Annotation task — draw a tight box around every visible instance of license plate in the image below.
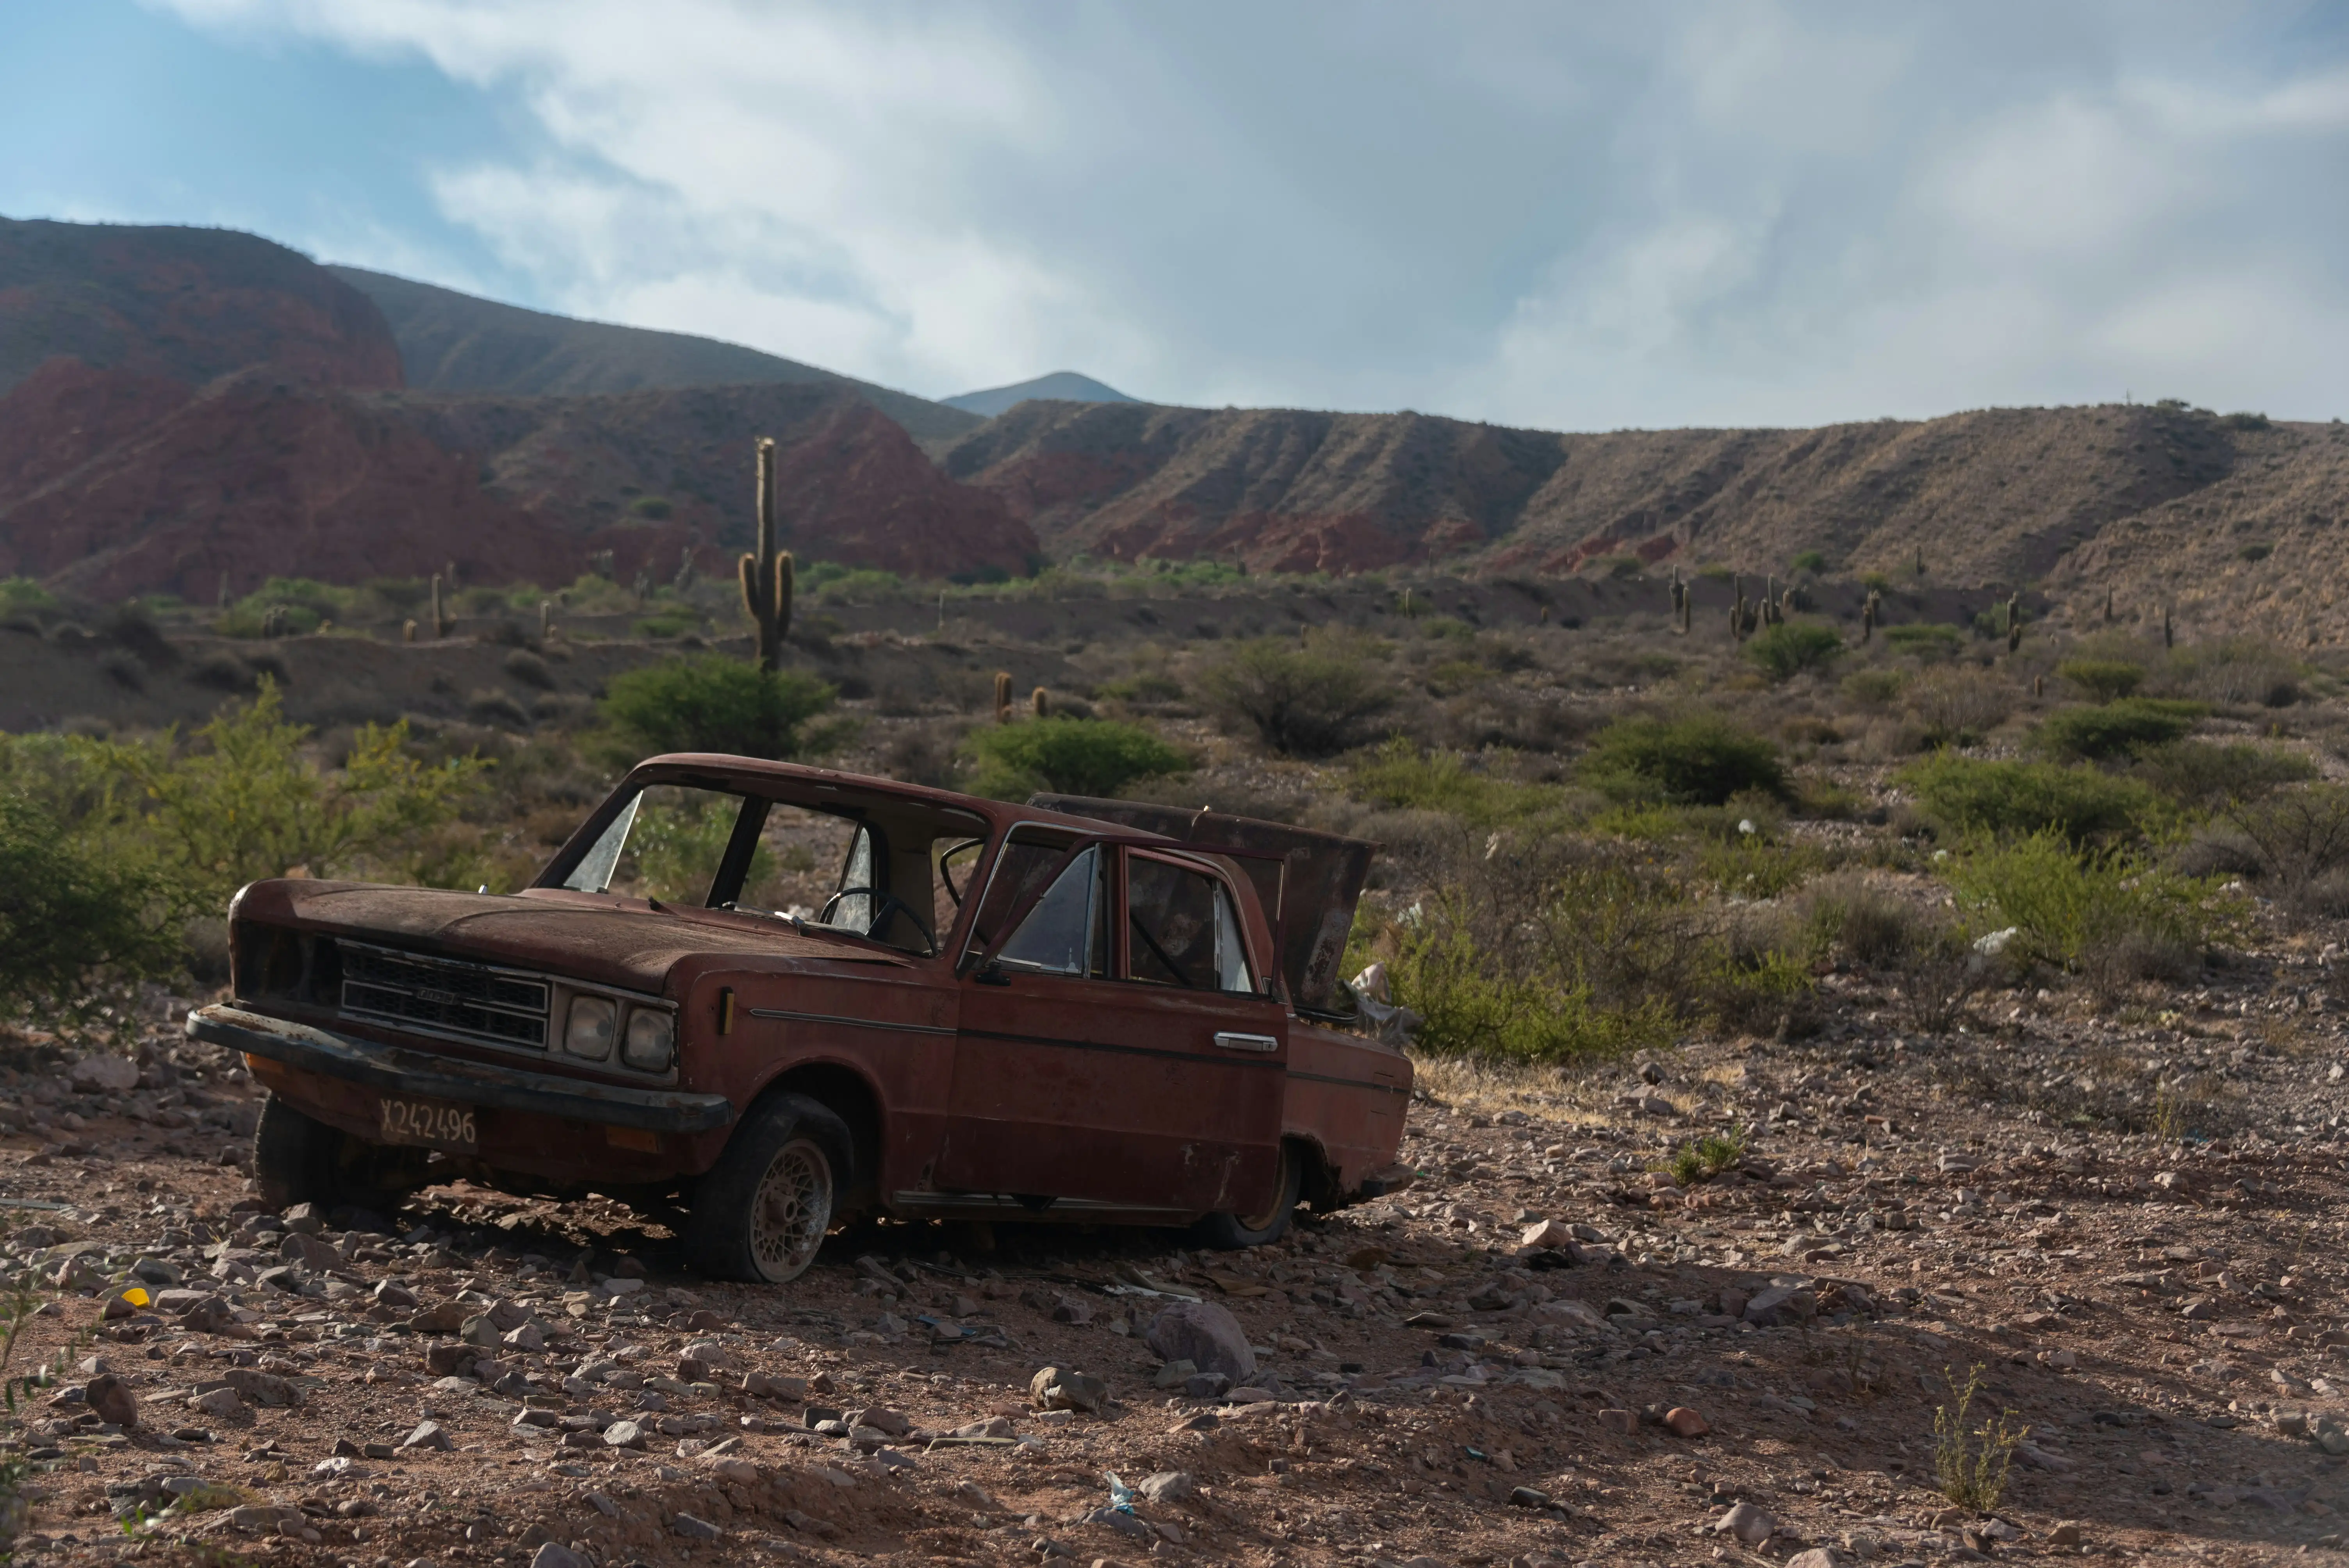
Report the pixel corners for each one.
[377,1094,479,1153]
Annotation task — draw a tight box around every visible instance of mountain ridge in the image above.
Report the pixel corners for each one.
[941,371,1135,418]
[326,264,981,443]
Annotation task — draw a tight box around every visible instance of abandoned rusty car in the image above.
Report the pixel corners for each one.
[189,757,1415,1282]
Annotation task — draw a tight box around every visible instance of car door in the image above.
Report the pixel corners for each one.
[939,834,1288,1216]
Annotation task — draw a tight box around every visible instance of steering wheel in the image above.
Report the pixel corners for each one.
[816,886,936,956]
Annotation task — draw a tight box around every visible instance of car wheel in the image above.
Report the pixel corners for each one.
[686,1093,850,1283]
[252,1094,408,1214]
[1192,1140,1303,1250]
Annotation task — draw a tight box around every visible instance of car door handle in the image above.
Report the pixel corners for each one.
[1214,1032,1279,1053]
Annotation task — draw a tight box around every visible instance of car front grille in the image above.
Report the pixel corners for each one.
[337,941,551,1049]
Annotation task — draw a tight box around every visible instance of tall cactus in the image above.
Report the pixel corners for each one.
[430,573,452,640]
[739,438,795,673]
[2006,592,2024,653]
[993,671,1013,723]
[2163,604,2174,649]
[1861,590,1878,643]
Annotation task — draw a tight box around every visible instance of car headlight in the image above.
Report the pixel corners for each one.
[622,1007,674,1071]
[564,995,616,1060]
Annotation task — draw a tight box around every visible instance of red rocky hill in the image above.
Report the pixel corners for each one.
[0,217,401,394]
[0,220,1035,598]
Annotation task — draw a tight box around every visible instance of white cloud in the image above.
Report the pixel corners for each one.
[147,0,2349,424]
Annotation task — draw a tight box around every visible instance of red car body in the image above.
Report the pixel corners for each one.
[190,756,1412,1271]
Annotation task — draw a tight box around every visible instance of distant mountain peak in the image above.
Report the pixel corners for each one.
[941,371,1137,419]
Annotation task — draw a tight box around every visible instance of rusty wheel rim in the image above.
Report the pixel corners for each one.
[749,1137,832,1283]
[1237,1145,1295,1235]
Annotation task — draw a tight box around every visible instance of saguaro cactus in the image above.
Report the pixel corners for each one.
[1861,590,1880,643]
[2007,593,2025,653]
[739,438,795,673]
[2104,586,2115,624]
[430,574,452,640]
[993,672,1014,722]
[2163,604,2174,649]
[1031,686,1050,718]
[540,600,556,642]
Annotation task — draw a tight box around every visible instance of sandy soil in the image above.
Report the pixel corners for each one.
[4,964,2348,1568]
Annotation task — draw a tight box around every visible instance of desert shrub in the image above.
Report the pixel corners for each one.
[80,682,490,919]
[1840,668,1906,707]
[1096,672,1186,707]
[1900,755,2160,845]
[1893,927,1990,1034]
[0,789,178,1034]
[879,720,967,789]
[1582,713,1786,806]
[1347,740,1575,828]
[1387,919,1676,1064]
[2034,698,2203,762]
[1201,630,1395,757]
[215,577,349,638]
[503,650,556,691]
[465,689,530,729]
[2057,658,2145,703]
[597,657,845,765]
[2222,785,2349,913]
[1744,621,1844,682]
[1905,665,2014,747]
[961,716,1188,800]
[2133,740,2315,810]
[1943,829,2237,988]
[1696,834,1824,900]
[1798,872,1920,966]
[2160,637,2301,707]
[1789,550,1827,575]
[1884,623,1966,661]
[633,608,699,640]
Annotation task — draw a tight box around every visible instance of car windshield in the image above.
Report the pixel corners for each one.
[551,782,987,956]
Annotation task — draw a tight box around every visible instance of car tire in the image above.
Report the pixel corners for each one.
[1192,1140,1303,1250]
[252,1093,403,1214]
[686,1093,851,1283]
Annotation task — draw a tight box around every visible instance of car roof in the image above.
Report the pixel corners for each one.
[622,754,1185,842]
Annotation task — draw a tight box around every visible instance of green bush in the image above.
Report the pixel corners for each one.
[1743,621,1844,681]
[632,609,699,640]
[2034,698,2203,761]
[1900,754,2160,845]
[597,657,846,764]
[1789,550,1827,575]
[1201,631,1394,758]
[2133,741,2315,810]
[1943,829,2239,983]
[1884,623,1966,661]
[1583,713,1786,806]
[1347,740,1574,827]
[1386,917,1676,1064]
[2057,658,2145,703]
[92,682,490,918]
[215,577,352,638]
[1840,668,1906,706]
[0,789,177,1034]
[961,716,1188,800]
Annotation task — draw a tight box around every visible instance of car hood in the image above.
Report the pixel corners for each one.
[237,880,905,994]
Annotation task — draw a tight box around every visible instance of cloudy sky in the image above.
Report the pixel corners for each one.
[5,1,2345,428]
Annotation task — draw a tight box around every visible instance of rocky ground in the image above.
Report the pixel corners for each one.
[5,962,2349,1568]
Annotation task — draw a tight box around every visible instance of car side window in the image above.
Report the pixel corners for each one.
[1127,854,1254,993]
[993,845,1108,977]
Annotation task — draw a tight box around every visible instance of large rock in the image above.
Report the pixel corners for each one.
[85,1373,138,1429]
[69,1055,140,1093]
[1713,1503,1777,1544]
[1145,1301,1256,1382]
[1029,1367,1106,1414]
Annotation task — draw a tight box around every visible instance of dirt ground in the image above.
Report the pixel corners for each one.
[4,956,2349,1568]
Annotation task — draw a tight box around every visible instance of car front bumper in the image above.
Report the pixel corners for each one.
[187,1003,736,1135]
